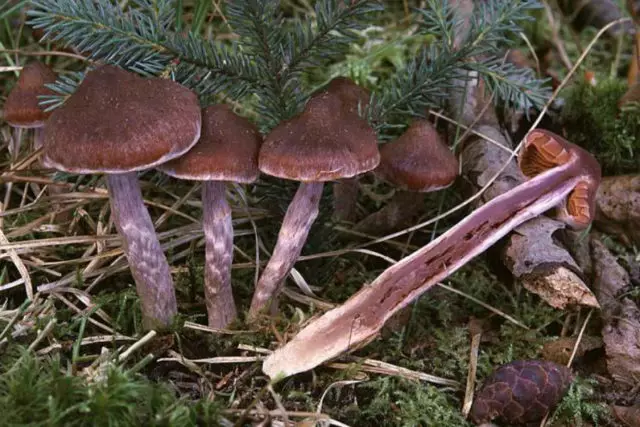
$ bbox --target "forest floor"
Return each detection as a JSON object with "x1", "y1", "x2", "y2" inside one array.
[{"x1": 0, "y1": 1, "x2": 639, "y2": 426}]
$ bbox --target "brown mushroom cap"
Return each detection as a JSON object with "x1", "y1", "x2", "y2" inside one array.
[
  {"x1": 375, "y1": 120, "x2": 459, "y2": 192},
  {"x1": 321, "y1": 76, "x2": 370, "y2": 116},
  {"x1": 259, "y1": 80, "x2": 380, "y2": 182},
  {"x1": 4, "y1": 62, "x2": 57, "y2": 128},
  {"x1": 158, "y1": 105, "x2": 262, "y2": 183},
  {"x1": 42, "y1": 64, "x2": 201, "y2": 174},
  {"x1": 518, "y1": 129, "x2": 602, "y2": 229}
]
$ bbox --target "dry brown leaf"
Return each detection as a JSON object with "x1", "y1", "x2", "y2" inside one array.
[
  {"x1": 594, "y1": 175, "x2": 640, "y2": 246},
  {"x1": 504, "y1": 220, "x2": 599, "y2": 308},
  {"x1": 591, "y1": 238, "x2": 640, "y2": 388},
  {"x1": 541, "y1": 335, "x2": 603, "y2": 365},
  {"x1": 613, "y1": 405, "x2": 640, "y2": 427},
  {"x1": 619, "y1": 82, "x2": 640, "y2": 108}
]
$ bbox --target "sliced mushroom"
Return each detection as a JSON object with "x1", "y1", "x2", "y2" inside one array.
[{"x1": 262, "y1": 129, "x2": 601, "y2": 379}]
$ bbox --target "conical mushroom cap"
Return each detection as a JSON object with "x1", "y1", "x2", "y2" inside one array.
[
  {"x1": 43, "y1": 65, "x2": 201, "y2": 174},
  {"x1": 4, "y1": 62, "x2": 57, "y2": 128},
  {"x1": 259, "y1": 79, "x2": 379, "y2": 182},
  {"x1": 376, "y1": 120, "x2": 459, "y2": 192},
  {"x1": 322, "y1": 76, "x2": 370, "y2": 116},
  {"x1": 159, "y1": 105, "x2": 263, "y2": 183}
]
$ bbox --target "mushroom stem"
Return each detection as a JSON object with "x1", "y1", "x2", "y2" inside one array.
[
  {"x1": 249, "y1": 181, "x2": 324, "y2": 317},
  {"x1": 34, "y1": 128, "x2": 44, "y2": 150},
  {"x1": 262, "y1": 161, "x2": 587, "y2": 378},
  {"x1": 202, "y1": 180, "x2": 237, "y2": 328},
  {"x1": 354, "y1": 190, "x2": 425, "y2": 234},
  {"x1": 106, "y1": 172, "x2": 177, "y2": 330},
  {"x1": 333, "y1": 178, "x2": 359, "y2": 222}
]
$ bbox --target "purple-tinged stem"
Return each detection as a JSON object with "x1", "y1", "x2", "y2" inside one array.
[
  {"x1": 107, "y1": 172, "x2": 177, "y2": 330},
  {"x1": 333, "y1": 177, "x2": 359, "y2": 222},
  {"x1": 249, "y1": 181, "x2": 324, "y2": 317},
  {"x1": 34, "y1": 127, "x2": 44, "y2": 150},
  {"x1": 263, "y1": 161, "x2": 585, "y2": 378},
  {"x1": 202, "y1": 180, "x2": 237, "y2": 328}
]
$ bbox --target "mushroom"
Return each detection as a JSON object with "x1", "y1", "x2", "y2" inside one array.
[
  {"x1": 42, "y1": 64, "x2": 201, "y2": 330},
  {"x1": 158, "y1": 105, "x2": 262, "y2": 328},
  {"x1": 262, "y1": 129, "x2": 601, "y2": 379},
  {"x1": 249, "y1": 78, "x2": 380, "y2": 317},
  {"x1": 327, "y1": 77, "x2": 372, "y2": 223},
  {"x1": 4, "y1": 61, "x2": 57, "y2": 151},
  {"x1": 355, "y1": 119, "x2": 459, "y2": 233}
]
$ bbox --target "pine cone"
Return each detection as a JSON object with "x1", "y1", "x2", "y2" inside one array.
[{"x1": 469, "y1": 360, "x2": 574, "y2": 425}]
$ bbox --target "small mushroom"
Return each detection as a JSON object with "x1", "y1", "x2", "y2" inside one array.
[
  {"x1": 327, "y1": 77, "x2": 372, "y2": 223},
  {"x1": 469, "y1": 360, "x2": 574, "y2": 425},
  {"x1": 4, "y1": 61, "x2": 57, "y2": 150},
  {"x1": 159, "y1": 105, "x2": 262, "y2": 328},
  {"x1": 356, "y1": 119, "x2": 459, "y2": 233},
  {"x1": 249, "y1": 78, "x2": 380, "y2": 317},
  {"x1": 43, "y1": 64, "x2": 201, "y2": 330},
  {"x1": 262, "y1": 129, "x2": 601, "y2": 379}
]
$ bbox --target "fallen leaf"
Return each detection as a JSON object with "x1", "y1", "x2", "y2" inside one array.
[
  {"x1": 612, "y1": 405, "x2": 640, "y2": 427},
  {"x1": 541, "y1": 336, "x2": 603, "y2": 365},
  {"x1": 504, "y1": 220, "x2": 599, "y2": 309},
  {"x1": 591, "y1": 238, "x2": 640, "y2": 388},
  {"x1": 595, "y1": 175, "x2": 640, "y2": 247}
]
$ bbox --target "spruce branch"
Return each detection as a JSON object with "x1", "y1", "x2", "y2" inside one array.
[
  {"x1": 464, "y1": 58, "x2": 551, "y2": 111},
  {"x1": 226, "y1": 0, "x2": 381, "y2": 129},
  {"x1": 27, "y1": 0, "x2": 257, "y2": 97},
  {"x1": 368, "y1": 45, "x2": 465, "y2": 132},
  {"x1": 285, "y1": 0, "x2": 384, "y2": 75},
  {"x1": 226, "y1": 0, "x2": 294, "y2": 128},
  {"x1": 370, "y1": 0, "x2": 548, "y2": 132}
]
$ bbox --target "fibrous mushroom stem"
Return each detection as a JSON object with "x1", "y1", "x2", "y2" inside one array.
[
  {"x1": 249, "y1": 181, "x2": 324, "y2": 317},
  {"x1": 202, "y1": 180, "x2": 237, "y2": 328},
  {"x1": 106, "y1": 172, "x2": 177, "y2": 330},
  {"x1": 34, "y1": 128, "x2": 44, "y2": 150},
  {"x1": 354, "y1": 190, "x2": 425, "y2": 234},
  {"x1": 333, "y1": 177, "x2": 359, "y2": 222}
]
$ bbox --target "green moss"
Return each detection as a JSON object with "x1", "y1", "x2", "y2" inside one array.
[
  {"x1": 0, "y1": 346, "x2": 222, "y2": 427},
  {"x1": 549, "y1": 377, "x2": 612, "y2": 426},
  {"x1": 336, "y1": 377, "x2": 470, "y2": 426},
  {"x1": 561, "y1": 78, "x2": 639, "y2": 175}
]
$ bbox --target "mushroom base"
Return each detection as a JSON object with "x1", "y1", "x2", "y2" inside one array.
[
  {"x1": 107, "y1": 172, "x2": 178, "y2": 330},
  {"x1": 202, "y1": 180, "x2": 237, "y2": 328},
  {"x1": 249, "y1": 181, "x2": 324, "y2": 317}
]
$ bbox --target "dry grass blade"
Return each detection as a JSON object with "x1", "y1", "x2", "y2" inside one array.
[
  {"x1": 117, "y1": 330, "x2": 157, "y2": 363},
  {"x1": 0, "y1": 226, "x2": 33, "y2": 300}
]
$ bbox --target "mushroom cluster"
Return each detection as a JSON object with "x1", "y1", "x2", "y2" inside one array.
[
  {"x1": 41, "y1": 64, "x2": 201, "y2": 330},
  {"x1": 5, "y1": 63, "x2": 468, "y2": 334}
]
